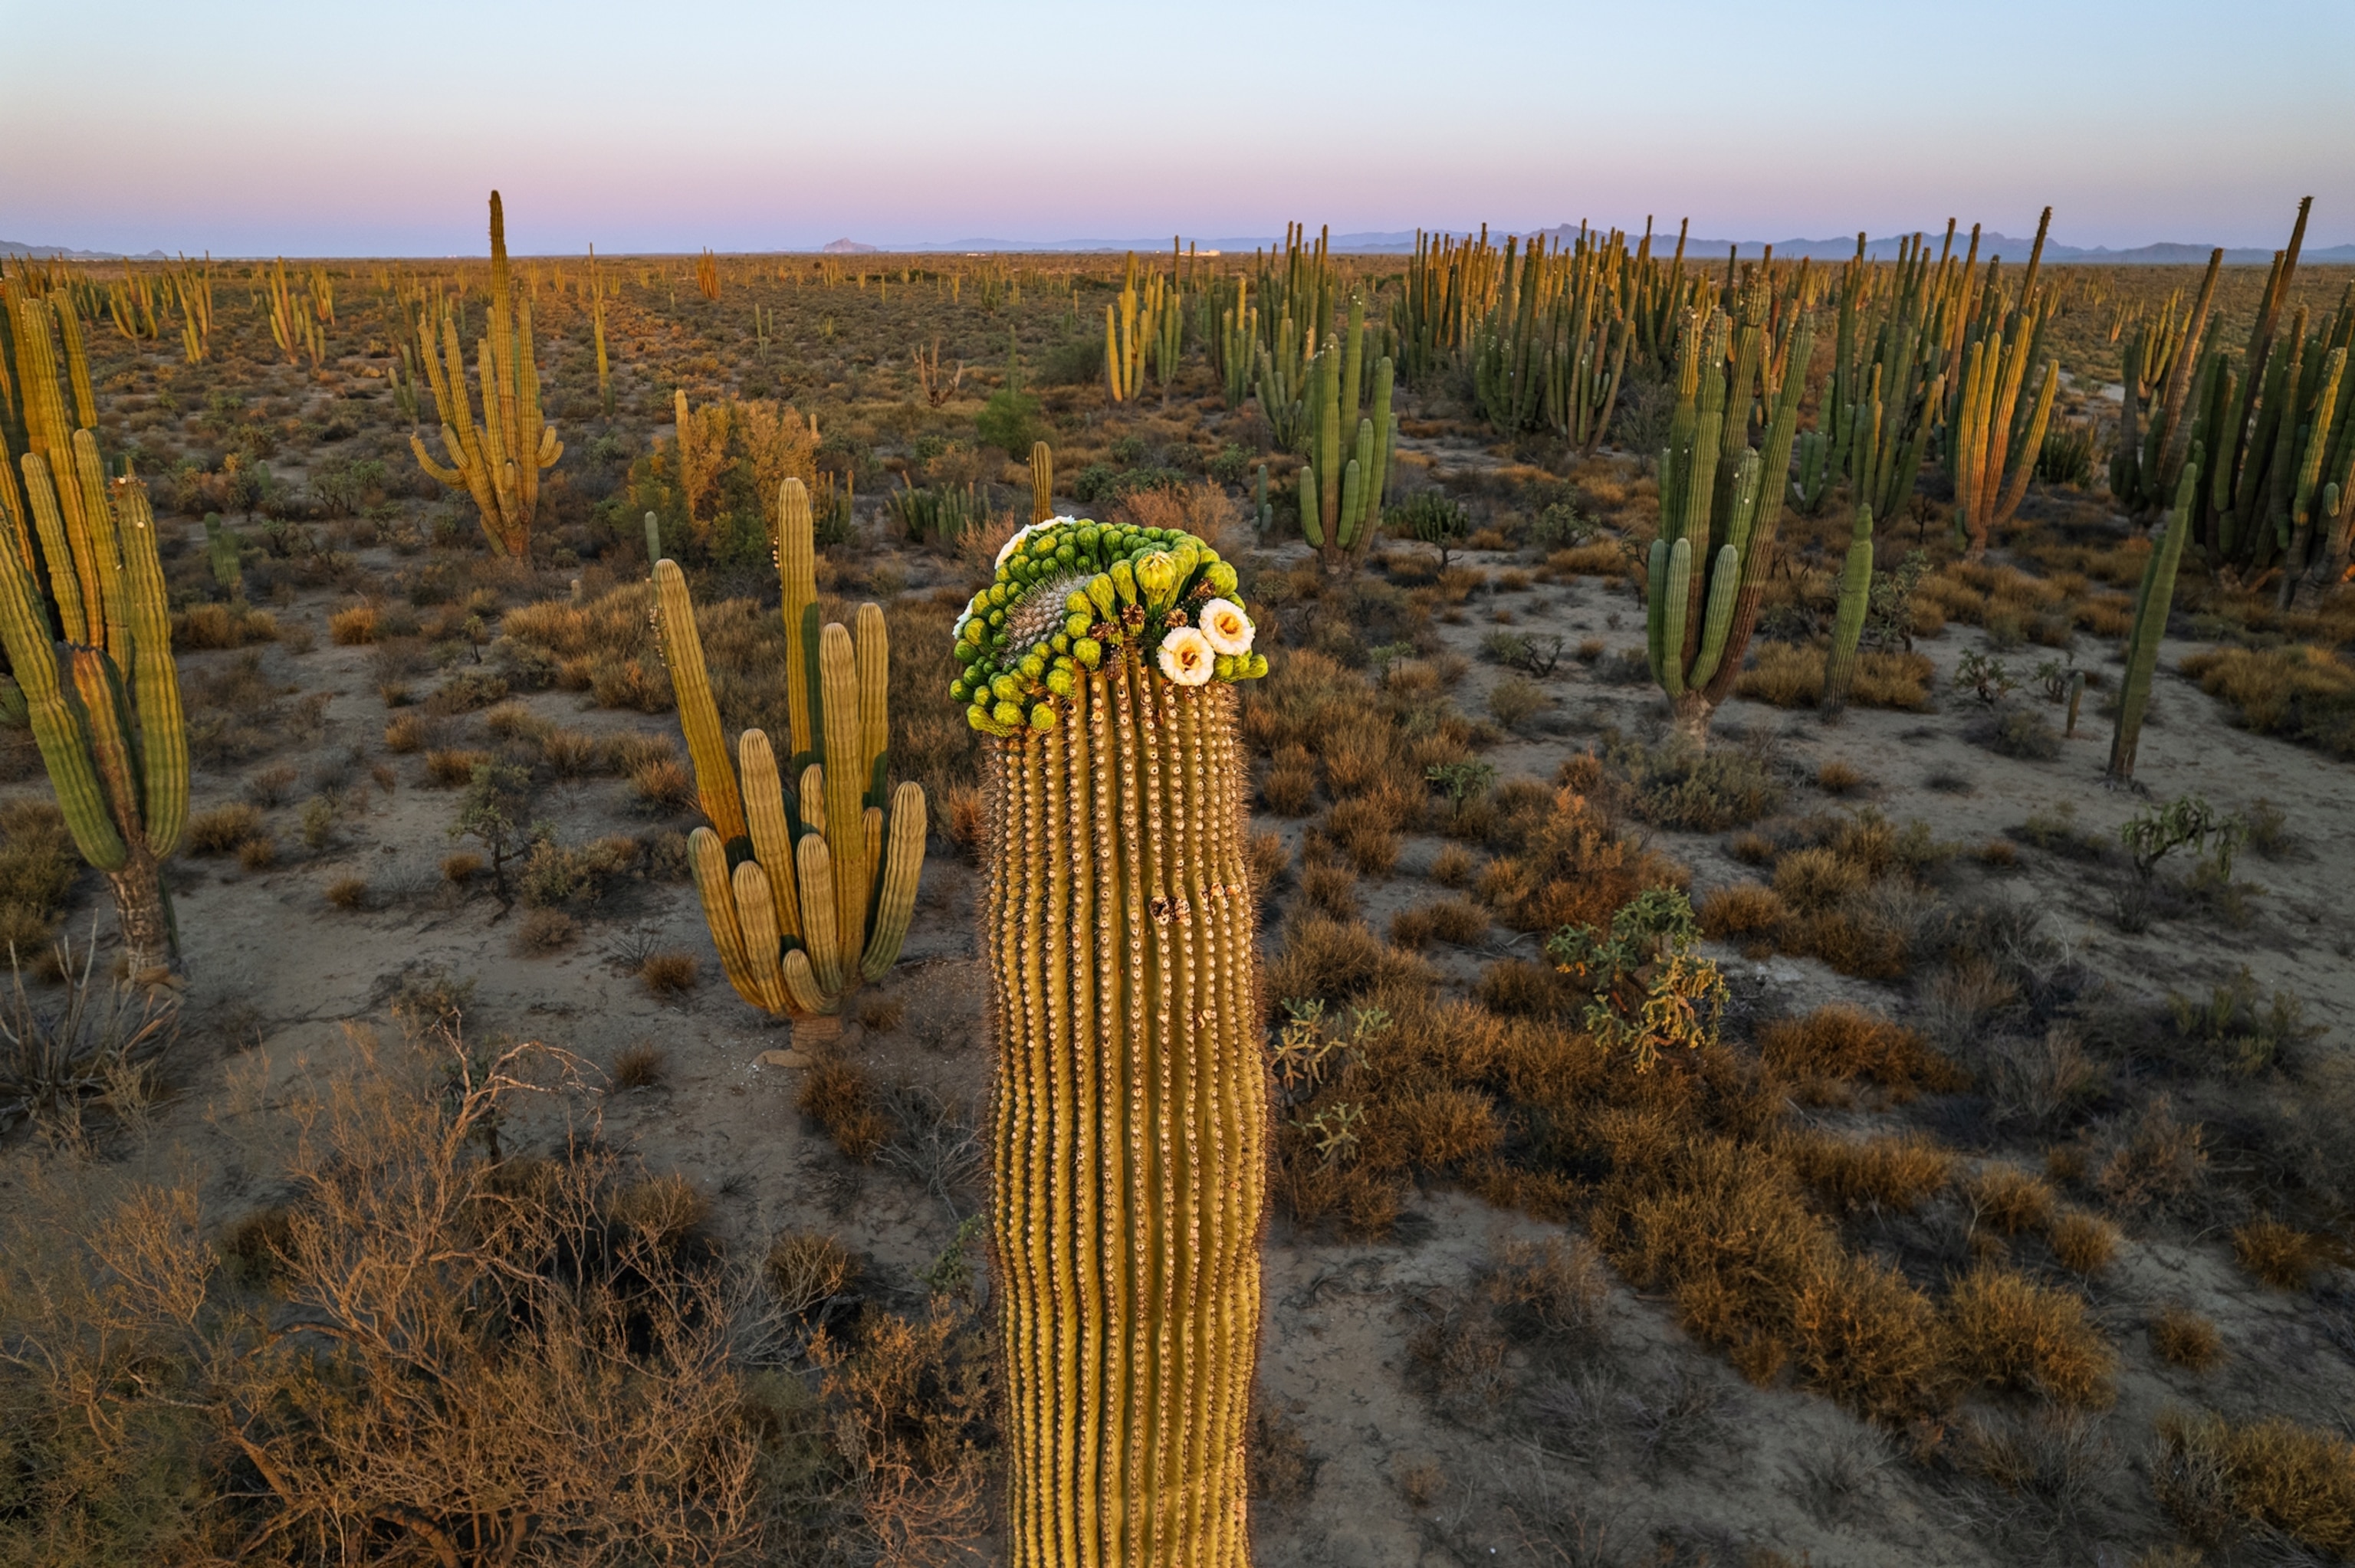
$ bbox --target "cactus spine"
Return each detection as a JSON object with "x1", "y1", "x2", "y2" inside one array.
[
  {"x1": 409, "y1": 192, "x2": 562, "y2": 557},
  {"x1": 961, "y1": 520, "x2": 1269, "y2": 1566},
  {"x1": 1821, "y1": 505, "x2": 1873, "y2": 709},
  {"x1": 0, "y1": 426, "x2": 187, "y2": 977},
  {"x1": 2109, "y1": 454, "x2": 2200, "y2": 782},
  {"x1": 658, "y1": 478, "x2": 925, "y2": 1036},
  {"x1": 1030, "y1": 440, "x2": 1054, "y2": 525}
]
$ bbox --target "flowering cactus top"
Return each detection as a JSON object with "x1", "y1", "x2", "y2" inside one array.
[{"x1": 951, "y1": 517, "x2": 1267, "y2": 735}]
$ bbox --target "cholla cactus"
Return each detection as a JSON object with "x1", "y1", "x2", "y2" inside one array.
[{"x1": 961, "y1": 517, "x2": 1269, "y2": 1565}]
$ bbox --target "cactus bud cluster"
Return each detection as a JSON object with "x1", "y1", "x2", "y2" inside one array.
[{"x1": 950, "y1": 517, "x2": 1264, "y2": 736}]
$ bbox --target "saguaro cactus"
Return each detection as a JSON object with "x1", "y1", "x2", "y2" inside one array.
[
  {"x1": 1030, "y1": 439, "x2": 1054, "y2": 524},
  {"x1": 409, "y1": 192, "x2": 561, "y2": 557},
  {"x1": 1821, "y1": 505, "x2": 1874, "y2": 710},
  {"x1": 657, "y1": 477, "x2": 925, "y2": 1038},
  {"x1": 0, "y1": 431, "x2": 187, "y2": 977},
  {"x1": 2110, "y1": 454, "x2": 2200, "y2": 782},
  {"x1": 1296, "y1": 296, "x2": 1397, "y2": 575},
  {"x1": 952, "y1": 517, "x2": 1269, "y2": 1566}
]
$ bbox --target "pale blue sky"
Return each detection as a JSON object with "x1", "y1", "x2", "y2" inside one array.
[{"x1": 5, "y1": 0, "x2": 2350, "y2": 255}]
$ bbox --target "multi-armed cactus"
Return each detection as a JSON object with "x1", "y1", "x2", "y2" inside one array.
[
  {"x1": 951, "y1": 516, "x2": 1269, "y2": 1566},
  {"x1": 1821, "y1": 505, "x2": 1874, "y2": 710},
  {"x1": 409, "y1": 192, "x2": 561, "y2": 557},
  {"x1": 1297, "y1": 295, "x2": 1397, "y2": 574},
  {"x1": 1647, "y1": 296, "x2": 1816, "y2": 742},
  {"x1": 657, "y1": 477, "x2": 926, "y2": 1038},
  {"x1": 0, "y1": 429, "x2": 187, "y2": 977},
  {"x1": 2110, "y1": 454, "x2": 2200, "y2": 782}
]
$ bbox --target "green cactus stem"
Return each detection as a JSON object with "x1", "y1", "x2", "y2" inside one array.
[
  {"x1": 1821, "y1": 505, "x2": 1874, "y2": 709},
  {"x1": 963, "y1": 520, "x2": 1269, "y2": 1566},
  {"x1": 2110, "y1": 453, "x2": 2201, "y2": 782}
]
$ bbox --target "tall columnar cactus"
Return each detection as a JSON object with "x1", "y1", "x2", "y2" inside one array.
[
  {"x1": 1821, "y1": 505, "x2": 1874, "y2": 709},
  {"x1": 2109, "y1": 454, "x2": 2199, "y2": 782},
  {"x1": 1647, "y1": 301, "x2": 1816, "y2": 742},
  {"x1": 1030, "y1": 440, "x2": 1054, "y2": 524},
  {"x1": 657, "y1": 477, "x2": 926, "y2": 1038},
  {"x1": 409, "y1": 192, "x2": 561, "y2": 557},
  {"x1": 0, "y1": 431, "x2": 187, "y2": 977},
  {"x1": 1297, "y1": 296, "x2": 1396, "y2": 574},
  {"x1": 1949, "y1": 314, "x2": 2059, "y2": 557},
  {"x1": 951, "y1": 517, "x2": 1269, "y2": 1566}
]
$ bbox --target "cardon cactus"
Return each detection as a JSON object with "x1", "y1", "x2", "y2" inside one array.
[
  {"x1": 1821, "y1": 505, "x2": 1874, "y2": 709},
  {"x1": 1030, "y1": 439, "x2": 1054, "y2": 524},
  {"x1": 0, "y1": 430, "x2": 187, "y2": 977},
  {"x1": 656, "y1": 477, "x2": 925, "y2": 1038},
  {"x1": 953, "y1": 517, "x2": 1269, "y2": 1565},
  {"x1": 2110, "y1": 452, "x2": 2200, "y2": 782},
  {"x1": 1296, "y1": 295, "x2": 1397, "y2": 574}
]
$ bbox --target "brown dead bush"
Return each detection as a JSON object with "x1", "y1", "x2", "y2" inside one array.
[
  {"x1": 1699, "y1": 882, "x2": 1785, "y2": 937},
  {"x1": 799, "y1": 1058, "x2": 892, "y2": 1163},
  {"x1": 1756, "y1": 1005, "x2": 1962, "y2": 1104},
  {"x1": 2150, "y1": 1304, "x2": 2223, "y2": 1372},
  {"x1": 1943, "y1": 1264, "x2": 2115, "y2": 1406}
]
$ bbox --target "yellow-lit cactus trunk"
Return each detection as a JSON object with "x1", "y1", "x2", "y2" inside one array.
[{"x1": 984, "y1": 651, "x2": 1267, "y2": 1568}]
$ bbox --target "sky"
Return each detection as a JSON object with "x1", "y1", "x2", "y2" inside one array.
[{"x1": 5, "y1": 0, "x2": 2352, "y2": 258}]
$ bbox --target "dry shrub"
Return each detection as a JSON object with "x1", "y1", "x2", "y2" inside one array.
[
  {"x1": 324, "y1": 876, "x2": 368, "y2": 911},
  {"x1": 800, "y1": 1058, "x2": 892, "y2": 1163},
  {"x1": 2153, "y1": 1409, "x2": 2355, "y2": 1556},
  {"x1": 2231, "y1": 1215, "x2": 2324, "y2": 1288},
  {"x1": 1389, "y1": 906, "x2": 1440, "y2": 950},
  {"x1": 1300, "y1": 861, "x2": 1359, "y2": 919},
  {"x1": 1816, "y1": 759, "x2": 1868, "y2": 795},
  {"x1": 639, "y1": 952, "x2": 699, "y2": 998},
  {"x1": 1327, "y1": 794, "x2": 1402, "y2": 874},
  {"x1": 1261, "y1": 758, "x2": 1318, "y2": 815},
  {"x1": 1967, "y1": 1164, "x2": 2058, "y2": 1235},
  {"x1": 327, "y1": 603, "x2": 379, "y2": 645},
  {"x1": 611, "y1": 1042, "x2": 666, "y2": 1089},
  {"x1": 1249, "y1": 1402, "x2": 1319, "y2": 1504},
  {"x1": 1476, "y1": 958, "x2": 1567, "y2": 1019},
  {"x1": 811, "y1": 1299, "x2": 992, "y2": 1563},
  {"x1": 607, "y1": 1171, "x2": 713, "y2": 1248},
  {"x1": 236, "y1": 835, "x2": 278, "y2": 871},
  {"x1": 1322, "y1": 727, "x2": 1394, "y2": 798},
  {"x1": 424, "y1": 748, "x2": 488, "y2": 787},
  {"x1": 1944, "y1": 1264, "x2": 2115, "y2": 1406},
  {"x1": 1784, "y1": 1131, "x2": 1953, "y2": 1214},
  {"x1": 2179, "y1": 644, "x2": 2355, "y2": 756},
  {"x1": 539, "y1": 727, "x2": 605, "y2": 779},
  {"x1": 1729, "y1": 831, "x2": 1774, "y2": 865},
  {"x1": 1391, "y1": 1087, "x2": 1505, "y2": 1169},
  {"x1": 1480, "y1": 786, "x2": 1677, "y2": 935},
  {"x1": 1427, "y1": 897, "x2": 1489, "y2": 945},
  {"x1": 0, "y1": 801, "x2": 75, "y2": 953},
  {"x1": 764, "y1": 1231, "x2": 859, "y2": 1320},
  {"x1": 1736, "y1": 642, "x2": 1825, "y2": 708},
  {"x1": 442, "y1": 851, "x2": 484, "y2": 887},
  {"x1": 1699, "y1": 882, "x2": 1784, "y2": 937},
  {"x1": 1263, "y1": 917, "x2": 1434, "y2": 1015},
  {"x1": 940, "y1": 785, "x2": 985, "y2": 852},
  {"x1": 2045, "y1": 1209, "x2": 2120, "y2": 1275},
  {"x1": 2150, "y1": 1304, "x2": 2222, "y2": 1372},
  {"x1": 1430, "y1": 842, "x2": 1478, "y2": 889},
  {"x1": 1756, "y1": 1005, "x2": 1962, "y2": 1104},
  {"x1": 1773, "y1": 847, "x2": 1868, "y2": 912},
  {"x1": 383, "y1": 712, "x2": 432, "y2": 753},
  {"x1": 1273, "y1": 1150, "x2": 1406, "y2": 1239},
  {"x1": 631, "y1": 757, "x2": 698, "y2": 814},
  {"x1": 1246, "y1": 830, "x2": 1289, "y2": 896},
  {"x1": 186, "y1": 802, "x2": 264, "y2": 855},
  {"x1": 2086, "y1": 1094, "x2": 2209, "y2": 1219},
  {"x1": 514, "y1": 907, "x2": 578, "y2": 955},
  {"x1": 1849, "y1": 650, "x2": 1936, "y2": 710}
]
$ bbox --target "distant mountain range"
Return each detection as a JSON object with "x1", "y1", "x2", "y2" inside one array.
[
  {"x1": 11, "y1": 230, "x2": 2353, "y2": 265},
  {"x1": 2, "y1": 241, "x2": 172, "y2": 261}
]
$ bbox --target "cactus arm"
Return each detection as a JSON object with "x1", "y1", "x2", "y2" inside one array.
[
  {"x1": 651, "y1": 560, "x2": 749, "y2": 845},
  {"x1": 0, "y1": 541, "x2": 123, "y2": 870},
  {"x1": 730, "y1": 860, "x2": 792, "y2": 1014},
  {"x1": 1030, "y1": 440, "x2": 1055, "y2": 524},
  {"x1": 18, "y1": 455, "x2": 81, "y2": 643},
  {"x1": 1337, "y1": 458, "x2": 1365, "y2": 553},
  {"x1": 1296, "y1": 463, "x2": 1323, "y2": 548},
  {"x1": 2110, "y1": 455, "x2": 2200, "y2": 780},
  {"x1": 688, "y1": 827, "x2": 767, "y2": 1010},
  {"x1": 818, "y1": 625, "x2": 868, "y2": 977},
  {"x1": 1645, "y1": 539, "x2": 1670, "y2": 681},
  {"x1": 795, "y1": 829, "x2": 844, "y2": 999},
  {"x1": 1822, "y1": 506, "x2": 1874, "y2": 708},
  {"x1": 68, "y1": 435, "x2": 127, "y2": 661},
  {"x1": 777, "y1": 477, "x2": 818, "y2": 758},
  {"x1": 111, "y1": 475, "x2": 186, "y2": 857},
  {"x1": 780, "y1": 948, "x2": 832, "y2": 1015},
  {"x1": 1658, "y1": 538, "x2": 1693, "y2": 697},
  {"x1": 1684, "y1": 545, "x2": 1744, "y2": 691},
  {"x1": 859, "y1": 781, "x2": 927, "y2": 980},
  {"x1": 737, "y1": 729, "x2": 801, "y2": 942},
  {"x1": 856, "y1": 603, "x2": 889, "y2": 806}
]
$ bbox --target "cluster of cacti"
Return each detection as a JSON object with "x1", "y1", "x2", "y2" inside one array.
[
  {"x1": 265, "y1": 258, "x2": 326, "y2": 366},
  {"x1": 1646, "y1": 287, "x2": 1815, "y2": 741},
  {"x1": 1818, "y1": 231, "x2": 1961, "y2": 523},
  {"x1": 1211, "y1": 274, "x2": 1255, "y2": 407},
  {"x1": 409, "y1": 192, "x2": 562, "y2": 558},
  {"x1": 2111, "y1": 249, "x2": 2222, "y2": 514},
  {"x1": 958, "y1": 518, "x2": 1269, "y2": 1566},
  {"x1": 2110, "y1": 454, "x2": 2202, "y2": 780},
  {"x1": 1821, "y1": 505, "x2": 1874, "y2": 708},
  {"x1": 1463, "y1": 228, "x2": 1632, "y2": 452},
  {"x1": 657, "y1": 477, "x2": 926, "y2": 1037},
  {"x1": 1946, "y1": 210, "x2": 2059, "y2": 556},
  {"x1": 695, "y1": 248, "x2": 721, "y2": 301},
  {"x1": 1294, "y1": 295, "x2": 1397, "y2": 573},
  {"x1": 0, "y1": 281, "x2": 187, "y2": 975},
  {"x1": 1103, "y1": 254, "x2": 1178, "y2": 404},
  {"x1": 1028, "y1": 440, "x2": 1054, "y2": 524},
  {"x1": 951, "y1": 517, "x2": 1266, "y2": 738}
]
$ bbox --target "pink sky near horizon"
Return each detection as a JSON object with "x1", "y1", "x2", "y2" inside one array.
[{"x1": 6, "y1": 0, "x2": 2350, "y2": 258}]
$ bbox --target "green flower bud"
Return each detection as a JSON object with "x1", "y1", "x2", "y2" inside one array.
[
  {"x1": 987, "y1": 609, "x2": 1005, "y2": 628},
  {"x1": 967, "y1": 704, "x2": 994, "y2": 732},
  {"x1": 1206, "y1": 562, "x2": 1239, "y2": 595},
  {"x1": 951, "y1": 678, "x2": 970, "y2": 700},
  {"x1": 1245, "y1": 652, "x2": 1269, "y2": 678},
  {"x1": 1136, "y1": 550, "x2": 1179, "y2": 609},
  {"x1": 1030, "y1": 704, "x2": 1057, "y2": 730},
  {"x1": 994, "y1": 700, "x2": 1025, "y2": 727},
  {"x1": 1110, "y1": 559, "x2": 1138, "y2": 605},
  {"x1": 1214, "y1": 655, "x2": 1238, "y2": 681},
  {"x1": 1019, "y1": 654, "x2": 1045, "y2": 681},
  {"x1": 1088, "y1": 573, "x2": 1118, "y2": 617},
  {"x1": 1064, "y1": 612, "x2": 1092, "y2": 638},
  {"x1": 1074, "y1": 637, "x2": 1102, "y2": 668},
  {"x1": 990, "y1": 674, "x2": 1023, "y2": 702},
  {"x1": 1046, "y1": 667, "x2": 1076, "y2": 696}
]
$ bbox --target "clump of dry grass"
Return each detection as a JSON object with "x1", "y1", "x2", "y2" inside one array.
[
  {"x1": 324, "y1": 876, "x2": 369, "y2": 911},
  {"x1": 638, "y1": 952, "x2": 698, "y2": 998},
  {"x1": 1782, "y1": 1131, "x2": 1953, "y2": 1214},
  {"x1": 1299, "y1": 861, "x2": 1359, "y2": 920},
  {"x1": 1736, "y1": 644, "x2": 1934, "y2": 710},
  {"x1": 1816, "y1": 759, "x2": 1869, "y2": 795},
  {"x1": 328, "y1": 603, "x2": 379, "y2": 645},
  {"x1": 611, "y1": 1042, "x2": 667, "y2": 1089},
  {"x1": 424, "y1": 748, "x2": 489, "y2": 788},
  {"x1": 1430, "y1": 842, "x2": 1479, "y2": 889},
  {"x1": 1967, "y1": 1164, "x2": 2058, "y2": 1236},
  {"x1": 2150, "y1": 1304, "x2": 2222, "y2": 1372},
  {"x1": 630, "y1": 757, "x2": 697, "y2": 815},
  {"x1": 799, "y1": 1057, "x2": 892, "y2": 1163},
  {"x1": 2231, "y1": 1215, "x2": 2325, "y2": 1288},
  {"x1": 2045, "y1": 1209, "x2": 2120, "y2": 1276},
  {"x1": 2179, "y1": 644, "x2": 2355, "y2": 757},
  {"x1": 1943, "y1": 1264, "x2": 2115, "y2": 1406},
  {"x1": 2153, "y1": 1409, "x2": 2355, "y2": 1557},
  {"x1": 1699, "y1": 882, "x2": 1785, "y2": 937},
  {"x1": 514, "y1": 907, "x2": 578, "y2": 955},
  {"x1": 1756, "y1": 1005, "x2": 1963, "y2": 1105},
  {"x1": 1261, "y1": 746, "x2": 1318, "y2": 816},
  {"x1": 236, "y1": 835, "x2": 278, "y2": 872},
  {"x1": 186, "y1": 802, "x2": 264, "y2": 855}
]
